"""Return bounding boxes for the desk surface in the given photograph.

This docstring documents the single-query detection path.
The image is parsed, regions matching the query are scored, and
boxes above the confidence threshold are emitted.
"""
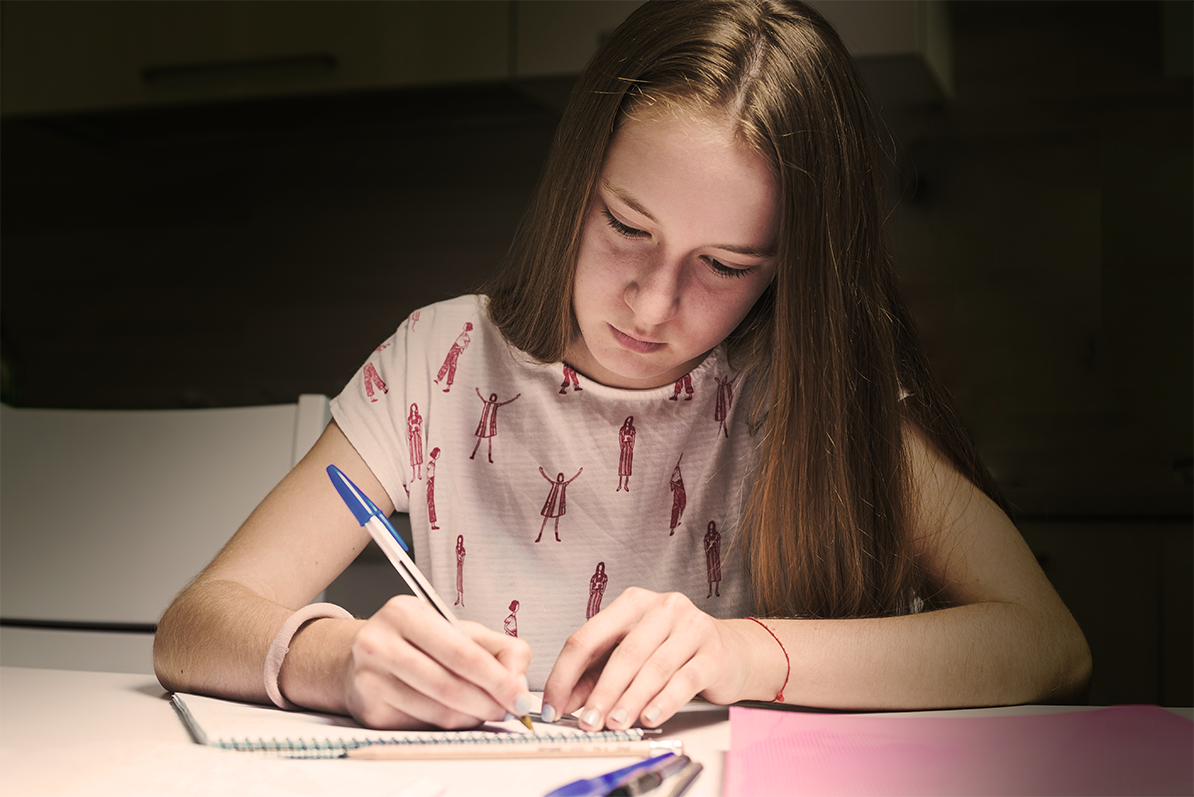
[3,667,1189,797]
[0,666,732,797]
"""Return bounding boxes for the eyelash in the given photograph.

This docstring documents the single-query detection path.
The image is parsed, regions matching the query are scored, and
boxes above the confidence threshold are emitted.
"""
[601,208,752,280]
[602,209,647,239]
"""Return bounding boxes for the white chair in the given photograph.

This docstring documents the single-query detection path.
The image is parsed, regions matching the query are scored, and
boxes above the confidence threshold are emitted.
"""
[0,395,330,674]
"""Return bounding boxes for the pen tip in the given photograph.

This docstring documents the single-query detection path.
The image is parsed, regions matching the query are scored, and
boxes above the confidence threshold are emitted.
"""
[520,715,535,731]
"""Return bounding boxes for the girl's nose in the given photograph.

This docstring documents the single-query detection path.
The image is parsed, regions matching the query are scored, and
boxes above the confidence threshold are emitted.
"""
[625,255,682,326]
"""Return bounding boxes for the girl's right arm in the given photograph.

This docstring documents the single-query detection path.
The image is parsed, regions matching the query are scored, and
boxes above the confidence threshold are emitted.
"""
[152,421,532,729]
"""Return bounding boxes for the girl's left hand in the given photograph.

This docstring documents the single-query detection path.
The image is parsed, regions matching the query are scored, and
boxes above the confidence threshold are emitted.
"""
[540,587,762,731]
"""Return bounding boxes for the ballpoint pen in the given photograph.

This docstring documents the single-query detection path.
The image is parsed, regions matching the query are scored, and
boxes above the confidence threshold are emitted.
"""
[607,754,691,796]
[327,463,534,730]
[543,753,678,797]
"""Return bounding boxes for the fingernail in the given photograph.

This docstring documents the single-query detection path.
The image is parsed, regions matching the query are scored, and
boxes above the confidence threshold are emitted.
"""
[643,705,661,724]
[515,692,533,715]
[503,712,515,722]
[540,703,557,724]
[581,708,601,728]
[609,708,628,725]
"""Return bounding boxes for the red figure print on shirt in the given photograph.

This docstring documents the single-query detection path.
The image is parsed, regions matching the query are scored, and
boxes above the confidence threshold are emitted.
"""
[407,403,424,480]
[616,416,636,492]
[670,374,694,401]
[704,521,722,598]
[407,310,420,331]
[535,467,583,543]
[434,322,473,393]
[714,375,737,438]
[454,535,466,606]
[504,600,520,637]
[669,457,687,536]
[426,447,441,530]
[587,562,608,619]
[363,363,388,402]
[471,389,521,463]
[560,365,583,395]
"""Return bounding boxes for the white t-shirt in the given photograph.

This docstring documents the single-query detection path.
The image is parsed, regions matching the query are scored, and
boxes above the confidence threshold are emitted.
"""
[331,295,759,687]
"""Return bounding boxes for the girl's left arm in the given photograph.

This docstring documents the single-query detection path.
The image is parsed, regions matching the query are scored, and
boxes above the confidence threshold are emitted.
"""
[542,424,1092,731]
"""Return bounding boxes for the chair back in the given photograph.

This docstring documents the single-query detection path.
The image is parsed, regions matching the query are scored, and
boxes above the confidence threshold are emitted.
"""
[0,395,329,672]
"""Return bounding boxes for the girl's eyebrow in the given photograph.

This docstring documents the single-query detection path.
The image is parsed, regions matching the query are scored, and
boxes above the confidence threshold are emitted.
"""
[601,178,777,259]
[603,179,659,224]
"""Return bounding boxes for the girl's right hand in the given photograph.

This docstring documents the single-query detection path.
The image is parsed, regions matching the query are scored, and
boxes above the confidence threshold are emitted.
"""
[342,595,534,729]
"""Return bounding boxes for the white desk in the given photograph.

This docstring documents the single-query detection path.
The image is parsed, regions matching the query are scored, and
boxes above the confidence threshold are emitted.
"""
[0,667,730,797]
[3,667,1190,797]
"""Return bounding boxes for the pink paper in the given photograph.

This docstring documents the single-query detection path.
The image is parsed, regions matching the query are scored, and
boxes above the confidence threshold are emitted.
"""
[724,704,1192,796]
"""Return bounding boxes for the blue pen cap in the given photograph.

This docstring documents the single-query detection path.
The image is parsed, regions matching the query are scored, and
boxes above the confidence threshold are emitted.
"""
[327,464,411,552]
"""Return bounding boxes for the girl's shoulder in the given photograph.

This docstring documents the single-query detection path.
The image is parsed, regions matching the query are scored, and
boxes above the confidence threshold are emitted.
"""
[395,295,492,345]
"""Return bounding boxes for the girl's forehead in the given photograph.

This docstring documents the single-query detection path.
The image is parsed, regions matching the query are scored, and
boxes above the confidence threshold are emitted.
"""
[598,107,779,251]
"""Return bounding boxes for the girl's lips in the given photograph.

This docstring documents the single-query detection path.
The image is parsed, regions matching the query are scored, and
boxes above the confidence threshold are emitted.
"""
[609,324,665,354]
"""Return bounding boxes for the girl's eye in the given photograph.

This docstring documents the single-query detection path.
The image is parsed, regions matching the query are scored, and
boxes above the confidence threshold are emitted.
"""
[705,257,753,280]
[602,206,754,279]
[602,209,648,239]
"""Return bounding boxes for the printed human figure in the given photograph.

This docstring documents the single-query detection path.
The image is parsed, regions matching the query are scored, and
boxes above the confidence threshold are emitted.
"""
[434,322,473,393]
[470,389,521,463]
[426,447,441,530]
[407,403,424,480]
[704,521,722,598]
[535,466,583,543]
[504,600,520,637]
[616,416,636,492]
[669,457,687,536]
[714,374,737,438]
[559,365,583,395]
[454,535,466,606]
[363,363,388,402]
[587,562,608,619]
[670,374,694,401]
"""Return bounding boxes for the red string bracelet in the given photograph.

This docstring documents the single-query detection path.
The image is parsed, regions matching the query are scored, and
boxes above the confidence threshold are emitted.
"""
[746,616,790,703]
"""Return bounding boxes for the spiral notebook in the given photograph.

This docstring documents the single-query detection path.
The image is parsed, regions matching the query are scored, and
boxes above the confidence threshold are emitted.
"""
[171,692,679,760]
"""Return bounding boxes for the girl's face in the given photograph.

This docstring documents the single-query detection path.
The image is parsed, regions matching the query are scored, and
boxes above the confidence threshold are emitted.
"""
[566,110,778,390]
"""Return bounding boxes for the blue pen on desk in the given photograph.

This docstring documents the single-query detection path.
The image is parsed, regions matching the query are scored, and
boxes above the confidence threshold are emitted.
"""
[608,753,691,796]
[543,753,678,797]
[326,464,534,730]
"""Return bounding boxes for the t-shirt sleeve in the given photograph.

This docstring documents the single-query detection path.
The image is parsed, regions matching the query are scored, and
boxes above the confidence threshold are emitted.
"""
[329,323,414,514]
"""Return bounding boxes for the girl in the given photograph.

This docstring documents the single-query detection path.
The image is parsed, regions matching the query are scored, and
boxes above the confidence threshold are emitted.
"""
[154,0,1090,733]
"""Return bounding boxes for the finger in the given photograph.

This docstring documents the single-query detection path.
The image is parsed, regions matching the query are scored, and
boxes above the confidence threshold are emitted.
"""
[468,622,534,680]
[553,647,611,723]
[353,618,505,724]
[362,599,513,721]
[347,664,488,730]
[462,621,535,714]
[574,613,677,730]
[541,590,649,722]
[604,632,707,730]
[636,652,719,728]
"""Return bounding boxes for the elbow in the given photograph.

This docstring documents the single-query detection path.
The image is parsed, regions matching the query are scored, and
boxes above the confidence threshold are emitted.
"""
[1038,617,1094,705]
[152,606,179,692]
[1059,630,1094,704]
[152,597,192,694]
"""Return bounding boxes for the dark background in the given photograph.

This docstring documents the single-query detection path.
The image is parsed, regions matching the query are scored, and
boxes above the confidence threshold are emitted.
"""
[2,1,1190,705]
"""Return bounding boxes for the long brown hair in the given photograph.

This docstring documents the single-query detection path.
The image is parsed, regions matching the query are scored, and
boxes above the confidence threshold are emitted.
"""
[485,0,1006,619]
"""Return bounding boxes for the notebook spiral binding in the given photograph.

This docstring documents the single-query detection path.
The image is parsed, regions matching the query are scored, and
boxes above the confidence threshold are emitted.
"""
[216,728,648,759]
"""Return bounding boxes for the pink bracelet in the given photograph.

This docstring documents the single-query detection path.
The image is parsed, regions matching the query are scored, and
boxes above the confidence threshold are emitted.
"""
[264,602,354,709]
[746,616,790,703]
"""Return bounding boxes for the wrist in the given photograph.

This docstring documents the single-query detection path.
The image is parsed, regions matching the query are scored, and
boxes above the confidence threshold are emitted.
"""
[741,617,791,703]
[271,606,359,713]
